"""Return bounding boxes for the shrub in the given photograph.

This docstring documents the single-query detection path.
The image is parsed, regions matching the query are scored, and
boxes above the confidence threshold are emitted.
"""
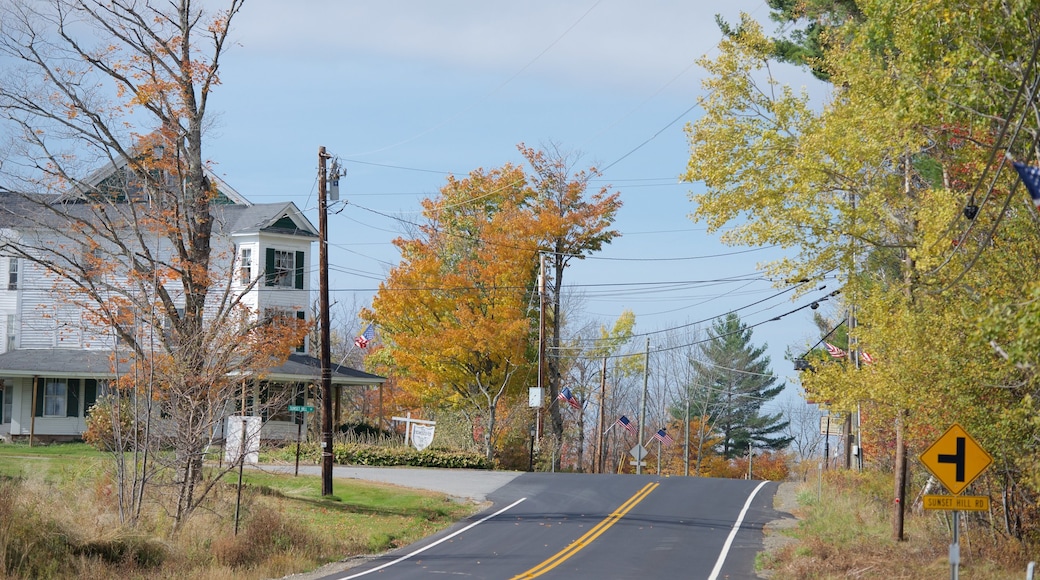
[83,394,142,452]
[211,505,324,568]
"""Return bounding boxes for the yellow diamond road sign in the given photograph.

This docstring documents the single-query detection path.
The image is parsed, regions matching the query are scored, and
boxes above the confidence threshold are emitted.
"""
[919,424,992,495]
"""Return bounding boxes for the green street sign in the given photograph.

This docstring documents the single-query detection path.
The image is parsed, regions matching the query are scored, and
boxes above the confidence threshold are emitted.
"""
[288,405,315,413]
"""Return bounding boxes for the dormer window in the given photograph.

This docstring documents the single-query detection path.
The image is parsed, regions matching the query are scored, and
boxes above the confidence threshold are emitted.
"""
[265,249,304,289]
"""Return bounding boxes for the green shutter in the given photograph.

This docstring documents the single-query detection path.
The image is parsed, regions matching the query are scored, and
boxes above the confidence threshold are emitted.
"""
[84,379,98,414]
[295,251,305,289]
[34,378,43,417]
[296,310,306,352]
[265,248,276,286]
[67,379,80,417]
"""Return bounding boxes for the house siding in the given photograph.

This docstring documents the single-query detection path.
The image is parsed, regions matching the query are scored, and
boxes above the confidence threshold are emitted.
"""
[0,190,340,442]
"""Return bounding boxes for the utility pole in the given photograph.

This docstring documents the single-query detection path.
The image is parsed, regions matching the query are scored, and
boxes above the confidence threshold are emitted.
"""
[596,356,607,474]
[637,337,649,475]
[537,254,546,440]
[318,146,333,496]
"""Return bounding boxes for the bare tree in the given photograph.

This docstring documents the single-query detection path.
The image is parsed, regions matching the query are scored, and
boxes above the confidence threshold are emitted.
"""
[0,0,306,532]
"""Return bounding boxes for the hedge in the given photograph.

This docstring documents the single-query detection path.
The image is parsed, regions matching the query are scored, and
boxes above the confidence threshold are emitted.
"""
[275,442,492,470]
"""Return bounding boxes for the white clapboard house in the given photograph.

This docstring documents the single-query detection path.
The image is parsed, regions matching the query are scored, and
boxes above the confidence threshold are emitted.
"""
[0,157,383,442]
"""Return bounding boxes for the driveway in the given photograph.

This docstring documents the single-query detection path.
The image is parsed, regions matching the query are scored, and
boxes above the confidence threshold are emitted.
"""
[258,463,524,503]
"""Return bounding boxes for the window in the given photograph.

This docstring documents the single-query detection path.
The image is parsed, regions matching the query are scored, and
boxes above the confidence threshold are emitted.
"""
[265,248,305,289]
[7,258,17,290]
[35,378,87,418]
[239,247,252,285]
[44,379,67,417]
[162,307,186,345]
[1,381,11,425]
[6,314,15,351]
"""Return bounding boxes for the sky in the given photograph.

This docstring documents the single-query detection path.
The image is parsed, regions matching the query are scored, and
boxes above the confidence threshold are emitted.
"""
[202,0,833,407]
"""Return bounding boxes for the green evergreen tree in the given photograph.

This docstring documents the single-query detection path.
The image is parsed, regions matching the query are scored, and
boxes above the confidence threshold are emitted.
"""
[691,313,792,459]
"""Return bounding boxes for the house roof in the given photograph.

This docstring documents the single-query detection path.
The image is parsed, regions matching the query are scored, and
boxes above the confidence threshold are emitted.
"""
[0,191,317,238]
[0,349,384,386]
[76,152,252,206]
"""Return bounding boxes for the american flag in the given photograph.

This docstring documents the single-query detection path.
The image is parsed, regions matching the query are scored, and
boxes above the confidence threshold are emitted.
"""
[860,351,875,364]
[615,415,636,434]
[824,342,846,359]
[653,428,674,446]
[558,387,581,410]
[354,324,375,349]
[1013,161,1040,207]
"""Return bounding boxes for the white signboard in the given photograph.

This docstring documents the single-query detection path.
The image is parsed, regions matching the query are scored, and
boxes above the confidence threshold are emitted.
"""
[629,444,648,460]
[820,415,844,436]
[412,424,435,451]
[225,416,262,464]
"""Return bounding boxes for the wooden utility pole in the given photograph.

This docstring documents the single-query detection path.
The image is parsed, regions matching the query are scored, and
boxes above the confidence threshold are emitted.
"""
[318,146,333,496]
[637,337,649,475]
[536,254,546,440]
[596,356,607,474]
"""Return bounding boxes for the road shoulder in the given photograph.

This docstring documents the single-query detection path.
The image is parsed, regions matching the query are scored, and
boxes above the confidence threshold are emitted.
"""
[757,480,801,578]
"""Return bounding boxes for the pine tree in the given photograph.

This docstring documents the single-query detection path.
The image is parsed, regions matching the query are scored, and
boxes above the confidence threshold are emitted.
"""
[691,313,791,459]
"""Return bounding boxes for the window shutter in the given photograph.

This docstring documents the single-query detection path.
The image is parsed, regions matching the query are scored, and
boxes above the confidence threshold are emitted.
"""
[84,379,98,414]
[67,379,80,417]
[295,251,305,289]
[296,311,306,353]
[34,378,43,417]
[265,248,276,286]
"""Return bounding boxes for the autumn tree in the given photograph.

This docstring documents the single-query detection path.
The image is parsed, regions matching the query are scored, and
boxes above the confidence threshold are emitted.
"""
[0,0,308,532]
[689,3,1040,540]
[521,143,622,468]
[366,164,539,461]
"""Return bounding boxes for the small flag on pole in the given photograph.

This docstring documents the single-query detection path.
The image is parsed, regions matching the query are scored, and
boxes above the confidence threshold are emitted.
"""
[615,415,636,434]
[824,342,846,359]
[557,387,581,410]
[354,324,375,349]
[653,428,674,446]
[860,351,875,364]
[1012,161,1040,207]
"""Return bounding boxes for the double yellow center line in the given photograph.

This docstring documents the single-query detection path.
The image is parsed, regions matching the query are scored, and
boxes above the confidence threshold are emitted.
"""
[511,481,659,579]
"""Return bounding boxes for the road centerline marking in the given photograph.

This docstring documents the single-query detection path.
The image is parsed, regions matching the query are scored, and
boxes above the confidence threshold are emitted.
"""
[511,481,659,579]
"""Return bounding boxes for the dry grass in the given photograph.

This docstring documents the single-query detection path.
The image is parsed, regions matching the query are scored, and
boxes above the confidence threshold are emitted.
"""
[0,447,476,580]
[762,470,1035,579]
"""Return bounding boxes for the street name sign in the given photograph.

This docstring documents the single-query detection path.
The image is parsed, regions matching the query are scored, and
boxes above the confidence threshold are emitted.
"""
[919,423,992,495]
[922,495,990,512]
[288,405,315,413]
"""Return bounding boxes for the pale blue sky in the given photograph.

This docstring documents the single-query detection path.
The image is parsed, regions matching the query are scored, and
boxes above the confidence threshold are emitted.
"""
[203,0,833,404]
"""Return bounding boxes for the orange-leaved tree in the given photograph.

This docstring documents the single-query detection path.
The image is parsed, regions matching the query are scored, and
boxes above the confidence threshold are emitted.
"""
[366,164,540,461]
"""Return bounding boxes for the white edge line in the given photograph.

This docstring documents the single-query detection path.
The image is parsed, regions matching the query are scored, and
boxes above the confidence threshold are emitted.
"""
[707,480,770,580]
[337,497,528,579]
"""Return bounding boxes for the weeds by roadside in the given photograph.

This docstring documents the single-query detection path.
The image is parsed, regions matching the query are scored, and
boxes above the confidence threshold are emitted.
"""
[0,443,476,580]
[762,470,1035,579]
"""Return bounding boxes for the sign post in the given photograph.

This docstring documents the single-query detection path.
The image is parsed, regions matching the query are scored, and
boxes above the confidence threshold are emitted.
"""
[288,405,315,476]
[919,424,993,580]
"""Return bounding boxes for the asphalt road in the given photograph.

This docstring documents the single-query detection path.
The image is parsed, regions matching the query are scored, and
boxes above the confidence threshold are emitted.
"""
[260,463,523,503]
[306,471,779,580]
